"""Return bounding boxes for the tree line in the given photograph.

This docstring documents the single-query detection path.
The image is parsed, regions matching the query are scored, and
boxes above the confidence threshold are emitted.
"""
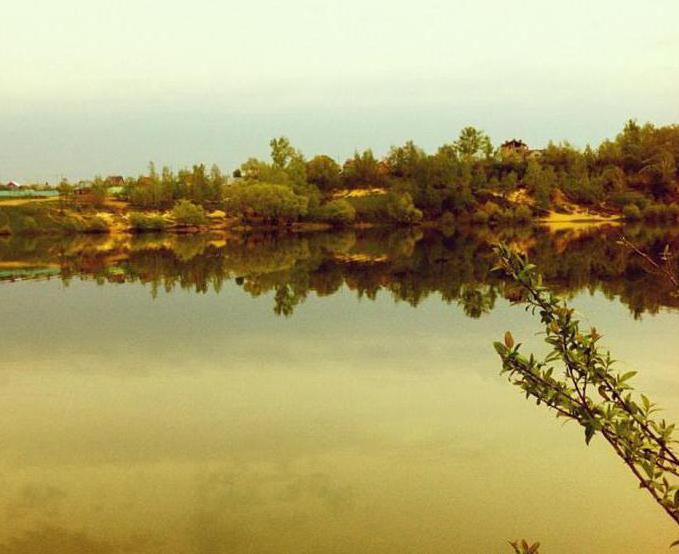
[56,120,679,226]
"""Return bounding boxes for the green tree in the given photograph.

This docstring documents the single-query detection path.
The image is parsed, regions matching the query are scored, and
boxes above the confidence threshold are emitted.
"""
[224,183,309,224]
[90,177,108,209]
[313,199,356,226]
[57,178,74,212]
[386,191,423,224]
[386,140,426,178]
[306,155,341,190]
[454,127,493,161]
[171,199,208,226]
[342,150,386,189]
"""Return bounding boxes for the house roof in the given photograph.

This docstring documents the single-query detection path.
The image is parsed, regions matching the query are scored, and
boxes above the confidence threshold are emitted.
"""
[501,139,528,149]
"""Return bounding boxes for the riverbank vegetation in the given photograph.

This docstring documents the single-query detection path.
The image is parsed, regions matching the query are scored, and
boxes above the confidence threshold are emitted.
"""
[2,119,679,235]
[3,225,679,319]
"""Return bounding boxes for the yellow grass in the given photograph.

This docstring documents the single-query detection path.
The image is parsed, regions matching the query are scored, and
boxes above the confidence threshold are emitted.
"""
[332,188,387,199]
[0,197,57,206]
[539,210,620,232]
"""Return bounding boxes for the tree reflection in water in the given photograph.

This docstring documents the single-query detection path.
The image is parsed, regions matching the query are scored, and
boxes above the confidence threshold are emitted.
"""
[1,224,678,318]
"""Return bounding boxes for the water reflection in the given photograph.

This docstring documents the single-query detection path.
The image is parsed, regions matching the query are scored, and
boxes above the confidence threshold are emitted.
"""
[2,225,679,553]
[2,224,678,318]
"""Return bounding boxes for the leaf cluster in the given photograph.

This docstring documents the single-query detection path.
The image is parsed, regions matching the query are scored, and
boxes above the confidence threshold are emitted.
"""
[494,244,679,534]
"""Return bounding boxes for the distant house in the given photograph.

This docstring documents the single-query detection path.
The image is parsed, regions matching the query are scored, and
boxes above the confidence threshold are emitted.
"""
[500,139,543,160]
[5,181,22,189]
[105,175,125,186]
[74,181,92,195]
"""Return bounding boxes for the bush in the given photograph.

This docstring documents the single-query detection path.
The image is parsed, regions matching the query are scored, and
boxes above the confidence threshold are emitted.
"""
[171,200,207,226]
[513,205,533,223]
[17,216,38,235]
[440,211,455,227]
[481,201,503,222]
[83,216,110,233]
[306,155,341,191]
[313,199,356,226]
[386,192,423,224]
[129,212,167,232]
[345,193,390,222]
[471,210,490,225]
[610,190,649,210]
[622,203,642,221]
[224,183,308,224]
[641,203,673,222]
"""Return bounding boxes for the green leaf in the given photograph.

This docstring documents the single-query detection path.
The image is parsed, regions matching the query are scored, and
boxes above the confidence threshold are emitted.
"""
[585,424,595,445]
[620,371,637,382]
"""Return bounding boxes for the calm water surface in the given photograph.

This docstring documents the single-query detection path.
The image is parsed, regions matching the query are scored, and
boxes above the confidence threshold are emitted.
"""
[1,226,679,553]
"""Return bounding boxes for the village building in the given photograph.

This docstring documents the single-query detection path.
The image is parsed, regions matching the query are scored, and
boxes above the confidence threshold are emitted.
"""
[500,139,543,160]
[4,181,22,189]
[105,175,125,186]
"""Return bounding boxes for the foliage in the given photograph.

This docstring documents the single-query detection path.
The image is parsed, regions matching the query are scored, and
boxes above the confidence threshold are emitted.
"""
[513,205,533,223]
[471,209,490,225]
[306,155,341,190]
[508,540,540,554]
[90,177,108,208]
[57,179,75,210]
[128,212,167,232]
[28,119,679,231]
[171,200,208,226]
[386,191,423,224]
[622,203,642,221]
[312,199,356,226]
[345,193,390,222]
[224,182,308,224]
[493,244,679,530]
[454,127,493,161]
[0,203,109,235]
[342,149,387,188]
[127,163,223,209]
[82,215,110,233]
[386,140,426,178]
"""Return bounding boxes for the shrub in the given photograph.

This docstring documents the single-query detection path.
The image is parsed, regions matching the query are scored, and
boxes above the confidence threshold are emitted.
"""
[386,192,423,224]
[480,201,503,222]
[313,199,356,226]
[128,212,167,232]
[345,193,390,222]
[440,211,456,227]
[622,203,642,221]
[610,190,649,210]
[642,203,672,222]
[171,200,207,226]
[306,155,341,191]
[83,216,110,233]
[224,182,308,224]
[17,216,38,235]
[513,205,533,223]
[471,210,490,225]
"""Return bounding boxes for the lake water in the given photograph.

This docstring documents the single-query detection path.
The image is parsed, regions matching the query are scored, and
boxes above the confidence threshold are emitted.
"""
[1,225,679,553]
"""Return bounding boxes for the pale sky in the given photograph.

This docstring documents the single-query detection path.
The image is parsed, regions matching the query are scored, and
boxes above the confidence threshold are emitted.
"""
[1,0,678,182]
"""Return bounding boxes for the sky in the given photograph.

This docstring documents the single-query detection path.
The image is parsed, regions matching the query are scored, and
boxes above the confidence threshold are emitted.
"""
[1,0,678,183]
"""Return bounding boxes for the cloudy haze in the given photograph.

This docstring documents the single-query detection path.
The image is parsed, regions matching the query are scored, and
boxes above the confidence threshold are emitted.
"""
[1,0,678,182]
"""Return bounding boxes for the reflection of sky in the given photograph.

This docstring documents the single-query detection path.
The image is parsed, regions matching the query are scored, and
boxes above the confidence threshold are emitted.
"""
[1,279,679,552]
